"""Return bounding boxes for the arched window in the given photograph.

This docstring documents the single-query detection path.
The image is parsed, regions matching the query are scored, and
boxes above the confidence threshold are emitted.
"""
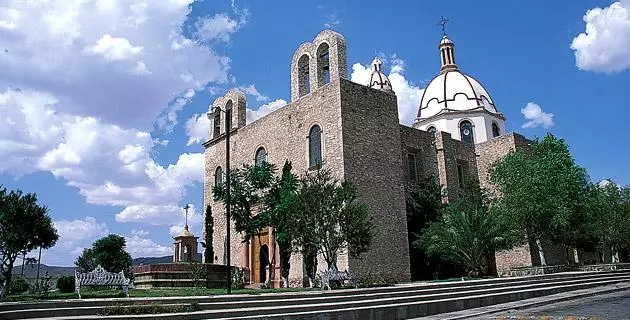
[459,120,474,144]
[298,54,310,97]
[427,126,437,135]
[317,43,330,87]
[308,125,322,169]
[492,122,500,138]
[255,147,267,166]
[215,166,223,187]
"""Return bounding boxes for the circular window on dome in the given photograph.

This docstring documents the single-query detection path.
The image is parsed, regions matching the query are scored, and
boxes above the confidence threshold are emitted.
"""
[459,120,474,144]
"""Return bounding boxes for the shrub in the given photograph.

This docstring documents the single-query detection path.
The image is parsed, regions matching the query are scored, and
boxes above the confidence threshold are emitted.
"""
[9,277,29,294]
[98,302,201,316]
[56,276,75,293]
[231,268,245,290]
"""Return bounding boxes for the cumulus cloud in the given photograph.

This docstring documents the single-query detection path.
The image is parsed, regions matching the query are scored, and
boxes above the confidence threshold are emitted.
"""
[54,217,109,249]
[238,84,268,102]
[571,1,630,73]
[246,99,288,124]
[185,113,211,145]
[195,12,248,43]
[125,233,172,258]
[1,89,204,228]
[521,102,554,129]
[0,0,233,129]
[350,56,424,125]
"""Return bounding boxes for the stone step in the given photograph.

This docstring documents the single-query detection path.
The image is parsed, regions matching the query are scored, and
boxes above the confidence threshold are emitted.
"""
[3,271,629,320]
[3,269,628,313]
[17,278,630,320]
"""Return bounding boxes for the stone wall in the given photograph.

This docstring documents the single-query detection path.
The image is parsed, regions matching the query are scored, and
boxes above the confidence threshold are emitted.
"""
[339,79,411,282]
[204,80,346,286]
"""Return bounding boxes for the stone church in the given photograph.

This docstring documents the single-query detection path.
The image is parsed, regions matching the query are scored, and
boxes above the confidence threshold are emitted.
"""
[203,29,549,287]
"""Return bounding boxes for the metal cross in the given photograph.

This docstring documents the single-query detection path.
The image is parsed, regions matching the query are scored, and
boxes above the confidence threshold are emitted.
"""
[183,204,190,228]
[438,16,449,35]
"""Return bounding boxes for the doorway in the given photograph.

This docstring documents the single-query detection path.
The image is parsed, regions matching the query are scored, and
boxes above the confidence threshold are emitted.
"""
[259,245,269,284]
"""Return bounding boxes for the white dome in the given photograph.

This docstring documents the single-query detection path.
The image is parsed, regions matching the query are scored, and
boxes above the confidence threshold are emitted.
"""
[368,57,393,92]
[417,70,498,119]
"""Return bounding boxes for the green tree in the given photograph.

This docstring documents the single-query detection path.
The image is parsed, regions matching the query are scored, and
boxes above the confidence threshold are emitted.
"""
[406,176,444,280]
[75,234,132,276]
[212,162,277,285]
[0,187,59,294]
[591,183,630,262]
[490,134,592,265]
[262,161,299,288]
[75,248,96,273]
[295,168,375,271]
[419,183,518,277]
[203,205,214,264]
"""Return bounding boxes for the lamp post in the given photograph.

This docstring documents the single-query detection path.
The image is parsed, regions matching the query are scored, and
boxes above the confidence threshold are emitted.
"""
[209,105,232,294]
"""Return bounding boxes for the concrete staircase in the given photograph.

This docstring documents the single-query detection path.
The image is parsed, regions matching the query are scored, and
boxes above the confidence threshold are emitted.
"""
[2,270,630,320]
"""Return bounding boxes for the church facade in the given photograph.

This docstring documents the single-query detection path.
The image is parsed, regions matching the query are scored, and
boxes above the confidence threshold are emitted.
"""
[203,30,548,287]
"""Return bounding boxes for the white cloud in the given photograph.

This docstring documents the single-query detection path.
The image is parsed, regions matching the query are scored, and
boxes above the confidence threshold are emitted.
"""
[246,99,287,124]
[324,13,341,29]
[131,229,149,237]
[350,56,424,125]
[521,102,554,129]
[84,34,143,61]
[239,84,268,102]
[0,89,205,235]
[185,113,211,145]
[571,1,630,73]
[54,217,109,248]
[125,234,172,258]
[0,0,232,129]
[195,12,247,43]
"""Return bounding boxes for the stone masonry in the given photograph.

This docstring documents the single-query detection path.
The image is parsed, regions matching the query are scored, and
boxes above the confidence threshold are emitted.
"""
[202,29,572,286]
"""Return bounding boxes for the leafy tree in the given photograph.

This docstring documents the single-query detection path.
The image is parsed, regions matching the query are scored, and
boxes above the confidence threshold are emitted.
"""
[212,162,277,240]
[75,234,132,276]
[295,168,375,271]
[203,205,214,264]
[590,183,630,262]
[75,248,96,273]
[406,176,444,280]
[0,187,58,294]
[212,162,277,285]
[490,134,592,265]
[419,182,518,277]
[262,161,299,287]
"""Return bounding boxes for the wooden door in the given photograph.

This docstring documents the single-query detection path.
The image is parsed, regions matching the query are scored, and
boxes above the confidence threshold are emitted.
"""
[251,231,269,284]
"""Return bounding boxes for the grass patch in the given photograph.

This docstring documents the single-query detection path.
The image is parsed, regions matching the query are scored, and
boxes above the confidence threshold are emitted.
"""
[98,302,201,316]
[2,287,317,302]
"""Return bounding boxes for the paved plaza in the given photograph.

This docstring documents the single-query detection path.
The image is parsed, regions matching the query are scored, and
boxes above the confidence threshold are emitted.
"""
[482,289,630,319]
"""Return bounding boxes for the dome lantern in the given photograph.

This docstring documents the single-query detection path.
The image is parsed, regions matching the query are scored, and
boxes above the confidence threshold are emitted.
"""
[368,57,393,92]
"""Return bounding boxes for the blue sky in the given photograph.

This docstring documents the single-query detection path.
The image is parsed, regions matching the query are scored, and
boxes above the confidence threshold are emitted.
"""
[1,0,629,266]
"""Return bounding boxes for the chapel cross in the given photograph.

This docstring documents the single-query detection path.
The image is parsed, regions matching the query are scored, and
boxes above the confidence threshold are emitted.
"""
[438,16,449,36]
[183,204,190,230]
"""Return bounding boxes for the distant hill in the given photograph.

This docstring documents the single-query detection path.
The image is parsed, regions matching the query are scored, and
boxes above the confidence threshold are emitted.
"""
[10,254,196,278]
[12,264,74,279]
[132,254,201,266]
[132,255,172,266]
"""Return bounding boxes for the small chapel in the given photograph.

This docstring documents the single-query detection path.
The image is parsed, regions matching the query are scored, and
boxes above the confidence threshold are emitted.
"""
[202,28,567,287]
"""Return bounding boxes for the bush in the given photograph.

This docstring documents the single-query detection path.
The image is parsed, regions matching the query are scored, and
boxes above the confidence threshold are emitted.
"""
[56,276,75,293]
[9,277,30,294]
[231,268,245,290]
[98,302,201,316]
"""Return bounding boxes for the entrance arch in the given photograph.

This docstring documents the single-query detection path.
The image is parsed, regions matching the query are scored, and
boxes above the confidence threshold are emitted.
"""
[259,244,269,284]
